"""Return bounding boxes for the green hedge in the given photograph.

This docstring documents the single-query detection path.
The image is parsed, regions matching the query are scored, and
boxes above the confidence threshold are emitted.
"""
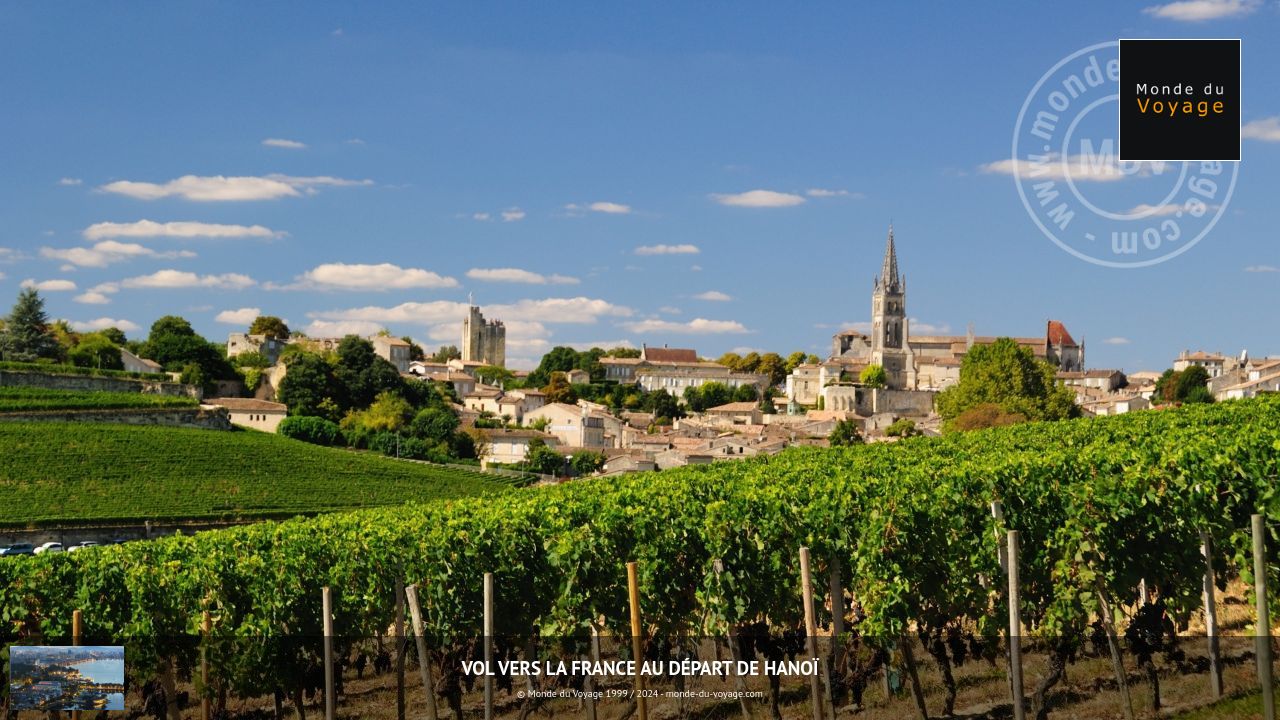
[0,387,198,412]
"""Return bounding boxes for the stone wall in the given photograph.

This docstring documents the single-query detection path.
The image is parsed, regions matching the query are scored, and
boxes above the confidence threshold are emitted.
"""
[0,518,261,548]
[869,388,936,416]
[0,405,231,430]
[0,369,200,398]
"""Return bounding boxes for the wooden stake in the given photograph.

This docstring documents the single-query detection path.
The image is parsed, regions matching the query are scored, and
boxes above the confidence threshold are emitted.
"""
[585,624,600,720]
[201,610,212,720]
[1094,581,1136,720]
[627,561,648,720]
[900,635,929,720]
[1201,531,1222,699]
[827,558,842,719]
[1007,530,1025,720]
[714,559,754,720]
[484,572,495,720]
[405,584,439,720]
[1254,514,1275,720]
[799,547,824,720]
[323,586,335,720]
[72,610,82,720]
[395,581,407,720]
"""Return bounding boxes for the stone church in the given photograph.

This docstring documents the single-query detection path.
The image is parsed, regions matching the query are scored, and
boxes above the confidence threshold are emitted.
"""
[793,226,1085,401]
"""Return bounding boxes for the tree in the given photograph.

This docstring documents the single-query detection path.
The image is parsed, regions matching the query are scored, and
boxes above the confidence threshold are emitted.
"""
[248,315,290,339]
[355,391,415,432]
[523,439,565,476]
[543,372,578,404]
[785,351,808,374]
[99,327,128,346]
[475,365,515,387]
[732,384,758,402]
[935,338,1079,431]
[757,352,787,386]
[1175,365,1213,403]
[759,387,777,415]
[335,335,404,408]
[278,416,345,446]
[142,315,236,389]
[646,390,685,422]
[49,320,78,361]
[230,350,270,369]
[278,352,344,420]
[949,403,1027,432]
[68,332,124,370]
[410,406,460,443]
[527,346,579,387]
[401,336,425,362]
[885,418,920,438]
[828,418,864,446]
[684,382,733,412]
[0,289,60,362]
[428,345,461,363]
[860,364,887,389]
[570,450,606,476]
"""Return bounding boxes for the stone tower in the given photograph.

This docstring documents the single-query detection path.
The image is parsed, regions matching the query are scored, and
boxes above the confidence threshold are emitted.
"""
[461,304,506,367]
[869,225,914,390]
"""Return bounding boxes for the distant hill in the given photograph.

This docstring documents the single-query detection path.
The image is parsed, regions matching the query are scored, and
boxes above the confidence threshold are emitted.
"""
[0,423,512,527]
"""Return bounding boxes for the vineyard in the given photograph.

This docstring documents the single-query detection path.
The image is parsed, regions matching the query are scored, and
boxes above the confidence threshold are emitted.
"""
[0,360,168,380]
[3,397,1280,719]
[0,386,198,412]
[0,423,512,527]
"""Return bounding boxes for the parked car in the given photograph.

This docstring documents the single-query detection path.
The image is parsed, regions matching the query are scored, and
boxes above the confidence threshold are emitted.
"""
[0,542,35,556]
[68,541,100,553]
[33,542,64,554]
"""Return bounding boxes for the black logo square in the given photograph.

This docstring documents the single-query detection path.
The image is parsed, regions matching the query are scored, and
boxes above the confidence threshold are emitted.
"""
[1119,39,1240,161]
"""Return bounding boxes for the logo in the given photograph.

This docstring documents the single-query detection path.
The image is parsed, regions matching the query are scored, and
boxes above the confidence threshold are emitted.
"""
[1011,41,1238,268]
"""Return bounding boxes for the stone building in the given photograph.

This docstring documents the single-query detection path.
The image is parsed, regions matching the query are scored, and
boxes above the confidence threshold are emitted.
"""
[461,303,506,367]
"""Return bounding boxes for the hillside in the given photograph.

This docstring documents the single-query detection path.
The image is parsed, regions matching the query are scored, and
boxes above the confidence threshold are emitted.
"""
[0,422,512,527]
[0,386,198,412]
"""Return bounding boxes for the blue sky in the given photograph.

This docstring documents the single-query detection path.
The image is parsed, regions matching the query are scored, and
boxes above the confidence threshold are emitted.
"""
[1,1,1276,370]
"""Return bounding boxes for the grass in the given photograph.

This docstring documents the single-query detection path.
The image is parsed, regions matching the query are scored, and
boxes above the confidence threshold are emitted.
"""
[0,422,512,527]
[1170,690,1263,719]
[0,386,198,412]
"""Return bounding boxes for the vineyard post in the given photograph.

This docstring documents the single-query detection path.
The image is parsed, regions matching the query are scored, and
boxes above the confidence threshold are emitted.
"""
[713,559,754,720]
[395,580,407,720]
[1006,530,1025,720]
[72,609,82,720]
[1094,581,1135,720]
[404,584,439,720]
[484,572,494,720]
[992,501,1014,703]
[798,547,824,720]
[898,635,928,720]
[1201,531,1222,699]
[201,609,212,720]
[584,624,599,720]
[626,561,649,720]
[1253,514,1275,720]
[828,555,844,713]
[323,586,335,720]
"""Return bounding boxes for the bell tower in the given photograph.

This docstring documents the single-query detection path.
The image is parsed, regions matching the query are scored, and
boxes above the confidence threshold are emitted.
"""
[869,225,913,389]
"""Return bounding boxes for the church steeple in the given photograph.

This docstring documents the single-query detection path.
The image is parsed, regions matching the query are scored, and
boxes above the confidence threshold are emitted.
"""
[877,224,901,293]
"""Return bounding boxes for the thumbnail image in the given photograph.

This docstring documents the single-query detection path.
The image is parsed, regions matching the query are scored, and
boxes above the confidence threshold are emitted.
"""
[8,645,125,712]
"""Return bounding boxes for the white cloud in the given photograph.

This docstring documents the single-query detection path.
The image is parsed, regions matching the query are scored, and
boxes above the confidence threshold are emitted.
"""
[1242,117,1280,142]
[635,244,700,256]
[0,271,5,280]
[806,188,864,199]
[279,263,459,291]
[84,219,282,241]
[73,291,111,305]
[345,138,366,145]
[1245,265,1279,273]
[215,307,263,325]
[711,189,806,208]
[1143,0,1259,21]
[0,247,24,263]
[566,339,635,351]
[620,318,749,335]
[1103,337,1132,345]
[658,306,681,315]
[69,317,140,332]
[59,177,83,186]
[980,154,1171,183]
[303,319,385,337]
[694,290,733,302]
[472,212,492,221]
[99,174,372,201]
[122,270,255,290]
[589,201,632,215]
[41,241,196,268]
[466,268,579,285]
[1127,202,1221,217]
[501,207,526,222]
[310,297,631,327]
[20,278,77,292]
[262,138,307,149]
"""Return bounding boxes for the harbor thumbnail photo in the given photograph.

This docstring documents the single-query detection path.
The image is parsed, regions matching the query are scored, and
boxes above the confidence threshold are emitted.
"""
[9,645,125,712]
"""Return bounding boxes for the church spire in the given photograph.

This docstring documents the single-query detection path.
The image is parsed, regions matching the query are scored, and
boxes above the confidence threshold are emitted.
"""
[878,224,901,292]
